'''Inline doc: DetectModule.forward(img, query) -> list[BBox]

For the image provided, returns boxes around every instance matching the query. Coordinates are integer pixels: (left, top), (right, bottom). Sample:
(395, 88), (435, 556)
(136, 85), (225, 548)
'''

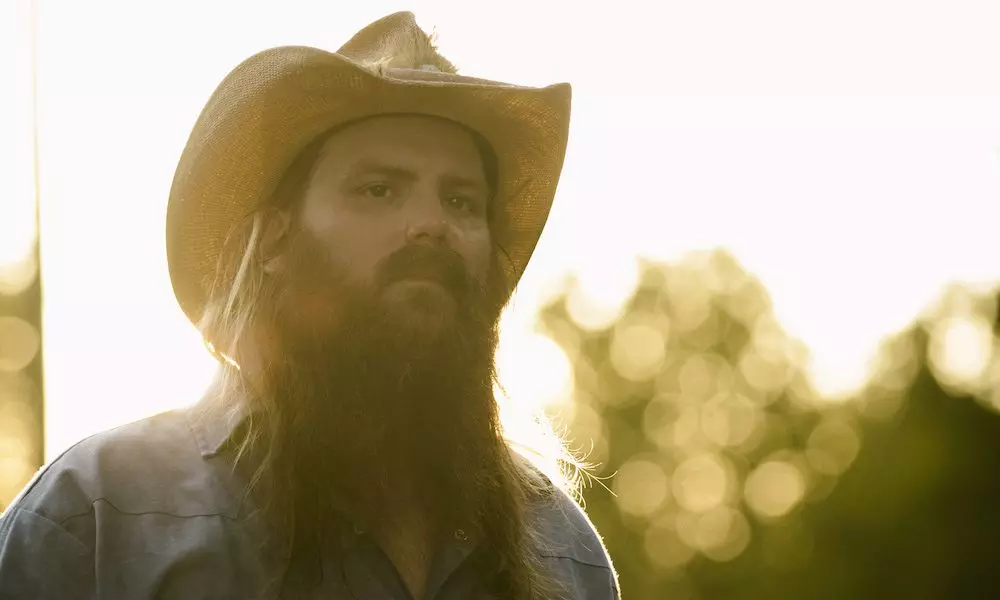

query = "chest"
(376, 530), (435, 600)
(275, 527), (485, 600)
(90, 511), (490, 600)
(84, 510), (601, 600)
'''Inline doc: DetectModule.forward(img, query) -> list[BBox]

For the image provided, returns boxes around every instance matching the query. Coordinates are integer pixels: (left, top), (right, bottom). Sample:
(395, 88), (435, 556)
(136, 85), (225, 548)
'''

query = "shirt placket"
(337, 521), (479, 600)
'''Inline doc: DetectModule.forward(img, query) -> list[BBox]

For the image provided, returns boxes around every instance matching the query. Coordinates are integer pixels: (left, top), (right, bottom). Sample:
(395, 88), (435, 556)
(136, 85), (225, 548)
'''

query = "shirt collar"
(186, 385), (251, 458)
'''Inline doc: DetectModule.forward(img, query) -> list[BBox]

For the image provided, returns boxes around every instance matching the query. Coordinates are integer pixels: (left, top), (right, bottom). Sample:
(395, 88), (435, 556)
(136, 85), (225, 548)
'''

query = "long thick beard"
(233, 236), (563, 597)
(271, 305), (505, 535)
(246, 235), (517, 551)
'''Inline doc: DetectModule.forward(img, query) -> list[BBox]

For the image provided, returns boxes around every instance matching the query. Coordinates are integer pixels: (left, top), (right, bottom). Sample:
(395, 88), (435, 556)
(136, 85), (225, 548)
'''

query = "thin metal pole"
(28, 0), (45, 465)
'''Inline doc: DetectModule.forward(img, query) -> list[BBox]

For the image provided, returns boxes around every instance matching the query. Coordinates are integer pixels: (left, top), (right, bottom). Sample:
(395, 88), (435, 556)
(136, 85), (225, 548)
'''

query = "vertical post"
(28, 0), (44, 477)
(0, 0), (44, 510)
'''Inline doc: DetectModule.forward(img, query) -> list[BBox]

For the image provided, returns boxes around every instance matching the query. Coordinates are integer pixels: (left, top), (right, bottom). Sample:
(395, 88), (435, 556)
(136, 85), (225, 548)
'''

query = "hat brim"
(167, 45), (572, 326)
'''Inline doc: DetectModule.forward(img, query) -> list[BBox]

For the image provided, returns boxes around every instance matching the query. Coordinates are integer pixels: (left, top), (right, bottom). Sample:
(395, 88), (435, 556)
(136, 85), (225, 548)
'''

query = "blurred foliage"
(538, 250), (1000, 600)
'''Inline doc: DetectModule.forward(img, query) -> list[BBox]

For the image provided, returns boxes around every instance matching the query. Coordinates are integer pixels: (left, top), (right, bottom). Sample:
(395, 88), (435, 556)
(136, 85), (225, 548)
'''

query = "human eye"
(357, 183), (394, 200)
(445, 194), (483, 215)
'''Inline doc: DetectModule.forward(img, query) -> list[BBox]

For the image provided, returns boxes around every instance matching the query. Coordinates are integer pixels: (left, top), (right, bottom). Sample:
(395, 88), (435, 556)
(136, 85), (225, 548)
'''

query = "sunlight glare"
(0, 0), (37, 292)
(496, 330), (574, 412)
(565, 253), (641, 332)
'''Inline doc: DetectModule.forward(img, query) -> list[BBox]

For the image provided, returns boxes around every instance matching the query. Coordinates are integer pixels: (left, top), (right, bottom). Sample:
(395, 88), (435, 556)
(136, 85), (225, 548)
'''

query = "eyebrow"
(346, 160), (489, 194)
(346, 161), (415, 182)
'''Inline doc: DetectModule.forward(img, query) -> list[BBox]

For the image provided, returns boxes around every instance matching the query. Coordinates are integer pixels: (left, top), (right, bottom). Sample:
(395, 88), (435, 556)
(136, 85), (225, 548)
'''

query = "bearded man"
(0, 12), (618, 600)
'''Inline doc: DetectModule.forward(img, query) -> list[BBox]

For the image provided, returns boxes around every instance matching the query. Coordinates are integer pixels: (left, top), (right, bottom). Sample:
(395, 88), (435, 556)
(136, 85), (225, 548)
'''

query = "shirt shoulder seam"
(59, 496), (240, 528)
(538, 553), (613, 570)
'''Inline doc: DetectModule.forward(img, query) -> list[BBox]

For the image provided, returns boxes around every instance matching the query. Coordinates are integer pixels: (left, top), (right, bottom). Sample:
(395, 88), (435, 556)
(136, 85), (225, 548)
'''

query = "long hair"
(196, 127), (584, 599)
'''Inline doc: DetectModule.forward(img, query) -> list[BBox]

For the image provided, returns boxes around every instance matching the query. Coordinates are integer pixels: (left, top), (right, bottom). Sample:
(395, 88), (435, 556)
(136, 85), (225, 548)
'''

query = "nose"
(405, 203), (449, 245)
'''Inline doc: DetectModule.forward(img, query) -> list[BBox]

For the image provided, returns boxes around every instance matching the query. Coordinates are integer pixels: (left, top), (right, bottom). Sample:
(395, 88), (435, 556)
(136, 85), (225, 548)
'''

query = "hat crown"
(337, 11), (458, 76)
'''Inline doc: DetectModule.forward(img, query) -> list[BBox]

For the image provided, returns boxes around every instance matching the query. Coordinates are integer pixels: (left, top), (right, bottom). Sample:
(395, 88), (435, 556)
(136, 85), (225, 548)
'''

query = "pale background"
(2, 0), (999, 461)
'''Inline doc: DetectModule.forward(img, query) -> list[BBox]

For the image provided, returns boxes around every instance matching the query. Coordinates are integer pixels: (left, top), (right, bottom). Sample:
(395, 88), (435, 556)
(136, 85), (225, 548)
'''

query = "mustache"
(375, 244), (472, 294)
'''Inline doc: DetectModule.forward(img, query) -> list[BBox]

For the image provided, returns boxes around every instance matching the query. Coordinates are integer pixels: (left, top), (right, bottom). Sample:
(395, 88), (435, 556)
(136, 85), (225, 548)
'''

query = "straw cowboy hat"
(166, 11), (572, 326)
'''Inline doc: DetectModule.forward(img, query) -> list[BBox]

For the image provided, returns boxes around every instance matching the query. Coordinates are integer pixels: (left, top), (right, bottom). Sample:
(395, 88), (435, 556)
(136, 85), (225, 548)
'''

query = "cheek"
(463, 230), (494, 284)
(299, 205), (389, 284)
(327, 230), (382, 282)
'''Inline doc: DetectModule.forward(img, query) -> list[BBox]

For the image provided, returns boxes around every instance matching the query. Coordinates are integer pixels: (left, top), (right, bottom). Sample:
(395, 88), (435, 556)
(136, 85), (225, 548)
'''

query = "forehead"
(313, 115), (489, 177)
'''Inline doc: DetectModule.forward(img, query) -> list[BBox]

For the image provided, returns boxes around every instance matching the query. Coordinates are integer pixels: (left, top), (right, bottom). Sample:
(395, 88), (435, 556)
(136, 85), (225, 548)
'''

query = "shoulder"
(531, 485), (621, 598)
(533, 487), (615, 566)
(0, 403), (262, 598)
(514, 454), (615, 568)
(506, 452), (622, 597)
(6, 404), (235, 528)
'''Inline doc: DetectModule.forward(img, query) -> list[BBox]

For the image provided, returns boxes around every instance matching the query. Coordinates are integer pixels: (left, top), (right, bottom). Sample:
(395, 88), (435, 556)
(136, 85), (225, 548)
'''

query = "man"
(0, 11), (618, 600)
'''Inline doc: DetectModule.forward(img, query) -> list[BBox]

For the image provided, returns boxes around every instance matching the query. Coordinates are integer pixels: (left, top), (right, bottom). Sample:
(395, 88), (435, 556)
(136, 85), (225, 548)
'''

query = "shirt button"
(454, 528), (468, 542)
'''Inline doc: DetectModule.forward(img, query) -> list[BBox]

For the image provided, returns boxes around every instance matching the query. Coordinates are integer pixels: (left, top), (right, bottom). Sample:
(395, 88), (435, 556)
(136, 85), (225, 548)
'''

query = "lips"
(377, 245), (469, 294)
(398, 265), (450, 284)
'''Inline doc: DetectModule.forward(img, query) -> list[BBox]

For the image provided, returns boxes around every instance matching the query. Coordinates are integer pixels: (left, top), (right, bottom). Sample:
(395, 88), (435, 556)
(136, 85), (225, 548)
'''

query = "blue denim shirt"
(0, 392), (619, 599)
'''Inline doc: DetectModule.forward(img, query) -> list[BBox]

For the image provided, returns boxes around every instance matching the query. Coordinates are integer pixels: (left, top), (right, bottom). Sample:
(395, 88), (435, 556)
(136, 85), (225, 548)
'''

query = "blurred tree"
(538, 252), (1000, 599)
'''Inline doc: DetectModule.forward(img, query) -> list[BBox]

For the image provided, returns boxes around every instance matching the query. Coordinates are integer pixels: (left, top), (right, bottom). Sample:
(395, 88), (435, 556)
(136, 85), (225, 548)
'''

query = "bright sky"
(2, 0), (999, 460)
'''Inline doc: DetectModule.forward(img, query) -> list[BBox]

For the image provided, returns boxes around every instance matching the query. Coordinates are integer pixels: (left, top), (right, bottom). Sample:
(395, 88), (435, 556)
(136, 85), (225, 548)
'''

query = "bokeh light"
(0, 254), (39, 297)
(610, 319), (668, 382)
(805, 418), (861, 476)
(671, 405), (704, 451)
(690, 505), (752, 562)
(672, 453), (733, 514)
(537, 250), (853, 574)
(928, 315), (994, 395)
(0, 316), (41, 373)
(700, 393), (760, 448)
(738, 349), (793, 396)
(614, 457), (671, 518)
(744, 460), (807, 520)
(678, 354), (723, 400)
(645, 518), (698, 570)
